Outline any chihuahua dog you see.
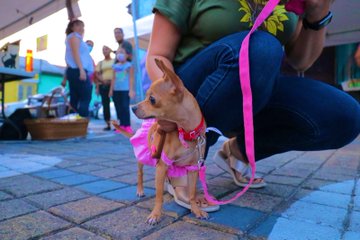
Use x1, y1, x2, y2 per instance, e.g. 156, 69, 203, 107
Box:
116, 59, 209, 224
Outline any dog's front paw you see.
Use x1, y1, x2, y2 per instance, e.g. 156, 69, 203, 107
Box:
191, 205, 209, 220
146, 210, 161, 225
136, 188, 145, 198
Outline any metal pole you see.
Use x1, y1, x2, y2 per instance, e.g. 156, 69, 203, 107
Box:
131, 0, 144, 101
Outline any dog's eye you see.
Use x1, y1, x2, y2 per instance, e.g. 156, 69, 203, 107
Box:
149, 96, 156, 105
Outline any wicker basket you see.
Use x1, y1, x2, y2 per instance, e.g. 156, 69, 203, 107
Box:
24, 118, 89, 140
26, 87, 68, 119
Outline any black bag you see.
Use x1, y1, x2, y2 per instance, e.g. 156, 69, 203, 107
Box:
0, 108, 32, 140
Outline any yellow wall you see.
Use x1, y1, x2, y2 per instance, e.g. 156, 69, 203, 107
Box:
4, 81, 37, 103
4, 82, 18, 103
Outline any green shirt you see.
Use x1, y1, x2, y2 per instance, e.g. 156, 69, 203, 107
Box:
154, 0, 298, 65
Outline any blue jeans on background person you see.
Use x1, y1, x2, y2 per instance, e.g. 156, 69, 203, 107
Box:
175, 31, 360, 160
113, 90, 130, 126
67, 68, 92, 118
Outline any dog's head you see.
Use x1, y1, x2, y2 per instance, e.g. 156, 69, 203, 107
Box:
132, 58, 186, 121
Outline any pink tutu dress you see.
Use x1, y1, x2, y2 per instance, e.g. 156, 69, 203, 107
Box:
130, 119, 198, 178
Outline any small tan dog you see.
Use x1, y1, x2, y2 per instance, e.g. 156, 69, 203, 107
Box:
115, 59, 211, 224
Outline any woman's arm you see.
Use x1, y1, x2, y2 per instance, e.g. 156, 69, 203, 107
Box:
146, 12, 182, 82
69, 35, 86, 80
109, 71, 115, 98
285, 0, 332, 71
147, 12, 182, 131
61, 68, 67, 87
95, 67, 103, 82
95, 62, 102, 95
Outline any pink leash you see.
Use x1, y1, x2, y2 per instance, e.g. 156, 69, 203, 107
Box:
199, 0, 281, 205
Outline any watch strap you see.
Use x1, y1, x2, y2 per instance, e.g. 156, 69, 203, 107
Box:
303, 11, 333, 31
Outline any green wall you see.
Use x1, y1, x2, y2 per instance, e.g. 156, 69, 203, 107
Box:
37, 73, 63, 94
38, 73, 99, 107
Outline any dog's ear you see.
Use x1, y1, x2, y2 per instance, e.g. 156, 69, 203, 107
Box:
155, 58, 176, 81
154, 58, 167, 76
154, 58, 184, 95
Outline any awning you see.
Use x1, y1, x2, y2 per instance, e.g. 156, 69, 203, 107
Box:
0, 0, 80, 40
123, 14, 153, 50
125, 1, 360, 49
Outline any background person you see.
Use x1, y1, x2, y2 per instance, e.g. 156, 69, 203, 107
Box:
62, 39, 95, 87
114, 27, 133, 61
85, 40, 97, 84
64, 19, 93, 117
95, 45, 115, 130
109, 47, 135, 134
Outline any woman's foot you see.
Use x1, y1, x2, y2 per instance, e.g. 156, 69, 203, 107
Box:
167, 176, 219, 212
213, 138, 266, 188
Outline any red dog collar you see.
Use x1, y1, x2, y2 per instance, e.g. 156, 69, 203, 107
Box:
178, 117, 205, 141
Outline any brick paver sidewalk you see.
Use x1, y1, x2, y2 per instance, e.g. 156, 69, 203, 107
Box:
0, 120, 359, 240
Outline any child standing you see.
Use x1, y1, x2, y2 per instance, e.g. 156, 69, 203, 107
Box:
109, 48, 135, 134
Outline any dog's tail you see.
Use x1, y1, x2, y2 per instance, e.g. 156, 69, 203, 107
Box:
111, 121, 134, 138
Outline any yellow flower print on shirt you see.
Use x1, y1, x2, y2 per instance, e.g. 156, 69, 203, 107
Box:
238, 0, 289, 36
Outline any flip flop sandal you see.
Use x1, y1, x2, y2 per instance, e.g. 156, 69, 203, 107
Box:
166, 182, 220, 212
213, 150, 266, 188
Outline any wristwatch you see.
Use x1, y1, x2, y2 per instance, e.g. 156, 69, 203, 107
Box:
303, 11, 333, 31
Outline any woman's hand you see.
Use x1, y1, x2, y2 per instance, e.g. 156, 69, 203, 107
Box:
129, 89, 136, 99
61, 78, 67, 87
96, 86, 100, 96
108, 88, 113, 98
285, 0, 333, 71
79, 69, 87, 81
303, 0, 331, 22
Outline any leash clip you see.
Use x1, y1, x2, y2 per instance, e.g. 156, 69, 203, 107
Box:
196, 136, 206, 169
198, 158, 205, 169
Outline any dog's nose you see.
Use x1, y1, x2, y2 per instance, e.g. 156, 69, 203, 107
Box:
131, 105, 138, 113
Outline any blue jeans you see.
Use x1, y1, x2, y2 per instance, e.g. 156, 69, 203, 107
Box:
67, 68, 92, 117
175, 31, 360, 160
113, 90, 130, 126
